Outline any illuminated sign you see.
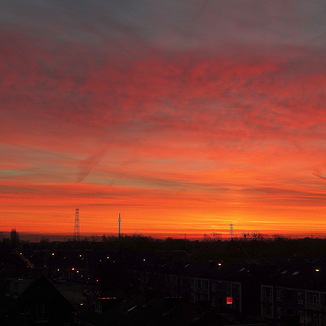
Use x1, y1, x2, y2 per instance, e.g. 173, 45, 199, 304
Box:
226, 296, 233, 305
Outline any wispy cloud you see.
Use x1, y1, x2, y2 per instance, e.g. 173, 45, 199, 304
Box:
0, 0, 325, 235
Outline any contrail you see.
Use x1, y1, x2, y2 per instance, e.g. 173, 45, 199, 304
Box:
77, 147, 107, 182
313, 172, 326, 180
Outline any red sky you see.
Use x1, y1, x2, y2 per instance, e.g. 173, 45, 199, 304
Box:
0, 0, 325, 238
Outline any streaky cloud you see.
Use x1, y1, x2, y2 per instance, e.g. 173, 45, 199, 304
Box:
77, 147, 108, 182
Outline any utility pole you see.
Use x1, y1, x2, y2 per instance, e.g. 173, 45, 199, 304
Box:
118, 213, 121, 238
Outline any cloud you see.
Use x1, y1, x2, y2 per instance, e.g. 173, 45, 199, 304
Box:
0, 0, 325, 234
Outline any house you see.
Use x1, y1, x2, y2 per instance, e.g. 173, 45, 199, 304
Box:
1, 276, 76, 325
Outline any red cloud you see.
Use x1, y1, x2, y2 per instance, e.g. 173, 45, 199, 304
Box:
0, 19, 325, 235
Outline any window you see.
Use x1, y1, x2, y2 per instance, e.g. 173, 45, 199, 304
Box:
262, 286, 273, 301
35, 303, 47, 322
202, 292, 209, 301
321, 294, 326, 305
297, 292, 304, 304
276, 307, 282, 319
313, 314, 319, 326
262, 304, 273, 318
298, 310, 305, 324
307, 292, 320, 307
276, 288, 282, 301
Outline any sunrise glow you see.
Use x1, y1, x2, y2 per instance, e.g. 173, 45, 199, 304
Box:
0, 1, 325, 238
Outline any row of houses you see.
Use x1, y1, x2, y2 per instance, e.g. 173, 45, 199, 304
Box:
261, 266, 326, 325
134, 258, 326, 325
2, 246, 326, 325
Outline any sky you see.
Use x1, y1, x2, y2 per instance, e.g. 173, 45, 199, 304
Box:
0, 0, 325, 238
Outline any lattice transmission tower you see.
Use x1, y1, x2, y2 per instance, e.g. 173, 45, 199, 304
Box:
74, 208, 80, 240
229, 223, 234, 240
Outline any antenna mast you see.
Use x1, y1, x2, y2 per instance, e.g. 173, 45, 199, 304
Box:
118, 213, 121, 238
74, 208, 80, 240
229, 223, 234, 240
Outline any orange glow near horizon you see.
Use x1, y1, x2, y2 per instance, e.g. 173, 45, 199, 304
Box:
0, 1, 325, 239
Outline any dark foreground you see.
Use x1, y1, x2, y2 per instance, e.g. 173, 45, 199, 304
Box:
0, 234, 325, 325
